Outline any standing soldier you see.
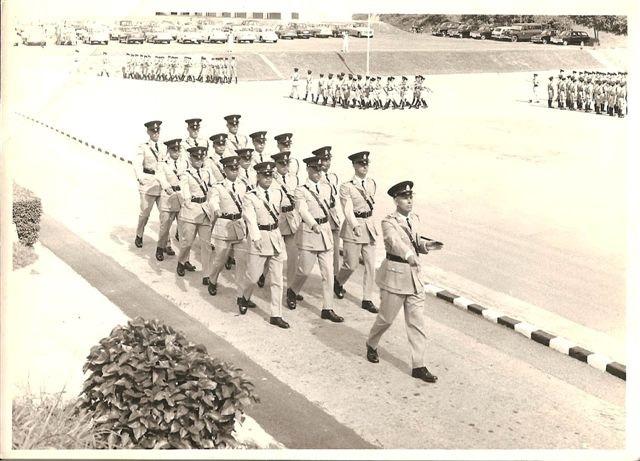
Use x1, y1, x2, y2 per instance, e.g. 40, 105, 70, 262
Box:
176, 146, 214, 281
365, 181, 439, 383
584, 76, 594, 112
530, 73, 540, 104
334, 151, 379, 314
607, 80, 617, 116
249, 131, 268, 164
133, 120, 163, 249
99, 51, 110, 77
290, 67, 301, 99
238, 162, 291, 328
155, 138, 188, 261
576, 76, 584, 110
557, 76, 566, 110
287, 156, 344, 323
224, 114, 249, 151
316, 73, 326, 104
229, 56, 238, 84
547, 76, 555, 108
617, 80, 627, 118
206, 155, 248, 296
305, 69, 314, 101
205, 133, 228, 182
326, 73, 335, 106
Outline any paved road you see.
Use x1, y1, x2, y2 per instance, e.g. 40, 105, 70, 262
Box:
6, 114, 625, 449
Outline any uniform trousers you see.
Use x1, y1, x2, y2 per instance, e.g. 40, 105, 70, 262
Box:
136, 192, 161, 237
336, 240, 376, 301
177, 221, 212, 275
158, 210, 178, 249
209, 238, 245, 284
240, 248, 285, 317
291, 249, 334, 310
367, 288, 427, 368
332, 229, 341, 275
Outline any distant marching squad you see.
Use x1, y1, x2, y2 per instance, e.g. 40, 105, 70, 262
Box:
121, 53, 239, 84
133, 115, 441, 382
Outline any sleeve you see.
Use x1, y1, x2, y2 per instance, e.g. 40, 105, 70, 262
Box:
209, 186, 221, 216
294, 187, 317, 227
133, 144, 145, 182
381, 218, 414, 261
179, 172, 192, 204
242, 194, 260, 241
156, 162, 170, 190
339, 183, 358, 229
413, 215, 429, 255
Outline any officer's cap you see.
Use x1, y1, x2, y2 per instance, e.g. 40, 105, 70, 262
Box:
307, 69, 312, 74
348, 151, 370, 165
185, 118, 202, 128
274, 133, 293, 145
388, 181, 414, 198
319, 73, 324, 77
294, 67, 299, 71
235, 148, 254, 159
224, 114, 241, 125
302, 156, 323, 169
328, 73, 333, 77
144, 120, 162, 132
311, 146, 332, 159
271, 151, 291, 163
220, 155, 240, 168
163, 138, 182, 148
402, 76, 408, 80
187, 146, 207, 159
209, 133, 228, 144
254, 161, 276, 174
249, 131, 267, 142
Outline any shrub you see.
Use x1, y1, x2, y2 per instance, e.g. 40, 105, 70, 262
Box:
13, 183, 42, 247
13, 241, 38, 270
77, 317, 259, 449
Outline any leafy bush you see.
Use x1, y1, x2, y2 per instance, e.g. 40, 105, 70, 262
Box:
13, 391, 116, 449
77, 317, 259, 449
13, 183, 42, 247
13, 241, 38, 270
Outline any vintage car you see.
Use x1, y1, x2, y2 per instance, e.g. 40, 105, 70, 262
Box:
551, 30, 593, 46
119, 31, 145, 44
310, 24, 332, 38
257, 28, 278, 43
448, 24, 473, 38
234, 28, 257, 43
503, 23, 544, 42
56, 27, 78, 45
276, 26, 297, 40
22, 27, 47, 46
349, 22, 374, 38
531, 29, 557, 44
84, 29, 109, 45
152, 31, 172, 44
490, 26, 514, 40
432, 21, 460, 36
177, 29, 204, 44
470, 25, 494, 40
293, 24, 312, 39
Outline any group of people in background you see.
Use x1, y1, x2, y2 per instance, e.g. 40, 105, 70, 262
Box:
532, 69, 628, 118
290, 68, 433, 110
120, 53, 238, 84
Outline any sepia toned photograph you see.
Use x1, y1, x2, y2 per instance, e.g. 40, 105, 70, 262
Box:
0, 0, 637, 458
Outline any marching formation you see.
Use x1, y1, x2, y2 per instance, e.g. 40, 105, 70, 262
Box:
121, 53, 238, 84
290, 68, 433, 110
537, 69, 628, 117
133, 115, 440, 382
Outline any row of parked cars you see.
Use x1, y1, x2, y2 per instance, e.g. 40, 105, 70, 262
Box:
432, 22, 594, 46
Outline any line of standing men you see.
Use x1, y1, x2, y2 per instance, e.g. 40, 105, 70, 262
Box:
122, 54, 238, 84
132, 115, 438, 382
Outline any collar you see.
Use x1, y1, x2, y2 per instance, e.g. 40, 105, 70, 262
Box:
224, 177, 237, 188
394, 211, 413, 223
306, 179, 321, 189
351, 175, 367, 185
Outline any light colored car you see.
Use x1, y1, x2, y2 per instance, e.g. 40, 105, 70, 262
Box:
276, 27, 297, 40
177, 29, 204, 44
311, 25, 332, 38
208, 28, 229, 43
490, 26, 513, 40
349, 23, 374, 38
84, 29, 109, 45
22, 27, 47, 46
153, 31, 172, 44
56, 27, 77, 45
257, 29, 278, 43
234, 29, 257, 43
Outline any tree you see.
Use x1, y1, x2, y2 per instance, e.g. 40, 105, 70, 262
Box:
571, 15, 627, 44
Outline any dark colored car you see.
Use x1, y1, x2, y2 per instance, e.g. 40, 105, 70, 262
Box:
531, 29, 557, 44
503, 23, 544, 42
449, 24, 473, 38
295, 26, 311, 39
276, 26, 297, 40
432, 21, 460, 36
551, 30, 593, 46
470, 25, 494, 40
119, 32, 145, 44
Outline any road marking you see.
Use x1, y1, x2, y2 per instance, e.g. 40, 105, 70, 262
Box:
453, 296, 473, 309
549, 337, 575, 355
587, 353, 611, 372
514, 322, 537, 338
481, 308, 503, 323
255, 53, 285, 80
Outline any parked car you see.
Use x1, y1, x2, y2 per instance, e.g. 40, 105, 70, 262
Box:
55, 27, 77, 45
449, 24, 473, 38
257, 28, 278, 43
276, 26, 297, 40
551, 30, 593, 46
207, 28, 229, 43
432, 21, 460, 36
294, 25, 312, 39
165, 28, 179, 40
470, 25, 494, 40
310, 24, 332, 38
109, 28, 122, 41
84, 29, 109, 45
177, 29, 204, 44
411, 25, 424, 33
234, 28, 257, 43
152, 31, 172, 44
491, 26, 514, 40
531, 29, 557, 44
503, 23, 544, 42
119, 32, 145, 44
22, 27, 47, 46
349, 22, 374, 38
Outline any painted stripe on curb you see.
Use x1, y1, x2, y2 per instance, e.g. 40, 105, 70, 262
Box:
514, 322, 538, 338
452, 296, 473, 309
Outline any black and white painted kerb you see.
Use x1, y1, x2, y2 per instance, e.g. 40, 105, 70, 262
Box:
16, 112, 626, 381
423, 282, 626, 380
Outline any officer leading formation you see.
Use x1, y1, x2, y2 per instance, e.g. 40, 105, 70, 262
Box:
132, 116, 441, 383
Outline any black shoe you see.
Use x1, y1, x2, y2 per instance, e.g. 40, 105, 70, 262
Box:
411, 367, 438, 383
237, 297, 248, 315
175, 230, 179, 241
366, 344, 379, 363
257, 274, 265, 288
224, 256, 235, 270
296, 293, 304, 301
270, 317, 290, 329
321, 309, 344, 323
164, 246, 175, 256
333, 278, 345, 299
184, 261, 196, 272
361, 300, 378, 313
135, 235, 143, 248
202, 277, 209, 286
155, 247, 164, 261
208, 282, 217, 296
176, 262, 185, 277
245, 298, 257, 308
286, 288, 297, 310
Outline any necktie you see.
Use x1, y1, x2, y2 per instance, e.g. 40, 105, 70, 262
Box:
232, 182, 236, 193
195, 139, 199, 147
361, 179, 366, 190
265, 190, 270, 203
235, 134, 239, 144
196, 168, 201, 180
154, 142, 159, 152
315, 185, 320, 194
406, 216, 412, 231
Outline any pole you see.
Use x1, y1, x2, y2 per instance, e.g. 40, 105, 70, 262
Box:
366, 12, 371, 76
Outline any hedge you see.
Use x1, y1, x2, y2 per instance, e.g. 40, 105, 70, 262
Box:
13, 183, 42, 247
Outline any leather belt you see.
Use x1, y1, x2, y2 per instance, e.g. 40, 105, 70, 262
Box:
171, 185, 181, 191
191, 197, 206, 203
258, 223, 279, 231
315, 217, 328, 224
281, 205, 294, 212
143, 167, 156, 174
220, 212, 241, 220
355, 211, 372, 218
386, 252, 409, 264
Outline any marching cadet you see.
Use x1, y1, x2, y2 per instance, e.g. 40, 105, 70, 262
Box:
304, 69, 314, 101
547, 76, 555, 108
326, 73, 335, 106
249, 131, 268, 164
287, 156, 344, 323
373, 76, 383, 109
312, 146, 342, 277
417, 75, 432, 109
224, 114, 249, 151
176, 146, 214, 280
184, 118, 208, 155
155, 138, 188, 261
290, 67, 301, 99
334, 151, 379, 314
617, 80, 627, 118
316, 73, 326, 104
365, 181, 439, 383
205, 133, 228, 182
181, 56, 191, 82
206, 155, 249, 296
530, 73, 540, 104
607, 80, 617, 116
230, 56, 238, 84
237, 162, 290, 328
576, 76, 584, 110
133, 120, 163, 249
399, 76, 409, 109
236, 148, 256, 190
